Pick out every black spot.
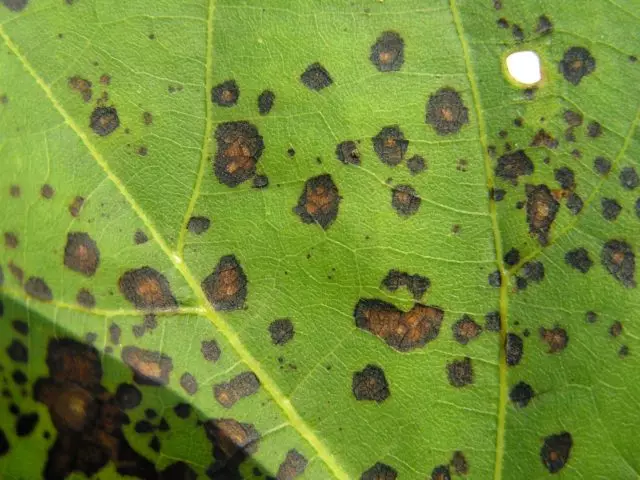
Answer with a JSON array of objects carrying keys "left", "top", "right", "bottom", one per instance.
[
  {"left": 430, "top": 465, "right": 451, "bottom": 480},
  {"left": 4, "top": 232, "right": 18, "bottom": 249},
  {"left": 149, "top": 435, "right": 161, "bottom": 452},
  {"left": 381, "top": 270, "right": 430, "bottom": 300},
  {"left": 496, "top": 151, "right": 533, "bottom": 184},
  {"left": 122, "top": 346, "right": 173, "bottom": 386},
  {"left": 64, "top": 232, "right": 100, "bottom": 277},
  {"left": 115, "top": 383, "right": 142, "bottom": 410},
  {"left": 201, "top": 255, "right": 248, "bottom": 311},
  {"left": 118, "top": 267, "right": 177, "bottom": 310},
  {"left": 426, "top": 88, "right": 469, "bottom": 135},
  {"left": 214, "top": 121, "right": 264, "bottom": 187},
  {"left": 68, "top": 76, "right": 92, "bottom": 102},
  {"left": 361, "top": 462, "right": 397, "bottom": 480},
  {"left": 201, "top": 340, "right": 221, "bottom": 362},
  {"left": 161, "top": 462, "right": 197, "bottom": 480},
  {"left": 503, "top": 248, "right": 520, "bottom": 266},
  {"left": 180, "top": 372, "right": 198, "bottom": 395},
  {"left": 509, "top": 381, "right": 534, "bottom": 407},
  {"left": 391, "top": 185, "right": 421, "bottom": 217},
  {"left": 76, "top": 289, "right": 96, "bottom": 308},
  {"left": 585, "top": 311, "right": 598, "bottom": 324},
  {"left": 41, "top": 184, "right": 55, "bottom": 199},
  {"left": 134, "top": 229, "right": 148, "bottom": 245},
  {"left": 452, "top": 315, "right": 482, "bottom": 345},
  {"left": 173, "top": 403, "right": 191, "bottom": 419},
  {"left": 496, "top": 18, "right": 508, "bottom": 29},
  {"left": 0, "top": 429, "right": 8, "bottom": 456},
  {"left": 287, "top": 147, "right": 296, "bottom": 157},
  {"left": 68, "top": 195, "right": 85, "bottom": 217},
  {"left": 25, "top": 277, "right": 53, "bottom": 302},
  {"left": 531, "top": 129, "right": 558, "bottom": 149},
  {"left": 16, "top": 413, "right": 39, "bottom": 437},
  {"left": 601, "top": 198, "right": 622, "bottom": 221},
  {"left": 515, "top": 276, "right": 528, "bottom": 291},
  {"left": 601, "top": 239, "right": 636, "bottom": 288},
  {"left": 541, "top": 432, "right": 572, "bottom": 473},
  {"left": 488, "top": 270, "right": 501, "bottom": 287},
  {"left": 565, "top": 248, "right": 593, "bottom": 273},
  {"left": 336, "top": 141, "right": 361, "bottom": 165},
  {"left": 2, "top": 0, "right": 28, "bottom": 11},
  {"left": 211, "top": 80, "right": 239, "bottom": 107},
  {"left": 619, "top": 345, "right": 630, "bottom": 357},
  {"left": 370, "top": 31, "right": 404, "bottom": 72},
  {"left": 523, "top": 87, "right": 536, "bottom": 100},
  {"left": 536, "top": 15, "right": 553, "bottom": 35},
  {"left": 526, "top": 184, "right": 559, "bottom": 245},
  {"left": 554, "top": 167, "right": 575, "bottom": 190},
  {"left": 276, "top": 449, "right": 308, "bottom": 480},
  {"left": 511, "top": 24, "right": 524, "bottom": 42},
  {"left": 187, "top": 216, "right": 210, "bottom": 235},
  {"left": 522, "top": 261, "right": 545, "bottom": 282},
  {"left": 485, "top": 311, "right": 501, "bottom": 332},
  {"left": 145, "top": 408, "right": 158, "bottom": 420},
  {"left": 619, "top": 167, "right": 639, "bottom": 190},
  {"left": 566, "top": 193, "right": 583, "bottom": 215},
  {"left": 268, "top": 319, "right": 295, "bottom": 346},
  {"left": 12, "top": 319, "right": 28, "bottom": 335},
  {"left": 372, "top": 126, "right": 408, "bottom": 166},
  {"left": 12, "top": 370, "right": 27, "bottom": 385},
  {"left": 505, "top": 333, "right": 523, "bottom": 366},
  {"left": 352, "top": 364, "right": 390, "bottom": 402},
  {"left": 90, "top": 106, "right": 120, "bottom": 136},
  {"left": 214, "top": 372, "right": 261, "bottom": 408},
  {"left": 593, "top": 156, "right": 611, "bottom": 176},
  {"left": 407, "top": 155, "right": 427, "bottom": 175},
  {"left": 447, "top": 357, "right": 474, "bottom": 388},
  {"left": 587, "top": 121, "right": 602, "bottom": 138},
  {"left": 300, "top": 63, "right": 333, "bottom": 90},
  {"left": 257, "top": 90, "right": 275, "bottom": 115},
  {"left": 293, "top": 174, "right": 341, "bottom": 229},
  {"left": 135, "top": 420, "right": 154, "bottom": 434},
  {"left": 540, "top": 327, "right": 569, "bottom": 353},
  {"left": 252, "top": 174, "right": 269, "bottom": 189},
  {"left": 491, "top": 188, "right": 506, "bottom": 201},
  {"left": 559, "top": 47, "right": 596, "bottom": 85}
]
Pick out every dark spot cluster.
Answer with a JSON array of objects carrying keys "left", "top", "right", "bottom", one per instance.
[
  {"left": 25, "top": 277, "right": 53, "bottom": 302},
  {"left": 565, "top": 247, "right": 593, "bottom": 273},
  {"left": 68, "top": 76, "right": 92, "bottom": 102},
  {"left": 496, "top": 150, "right": 533, "bottom": 184},
  {"left": 505, "top": 333, "right": 523, "bottom": 366},
  {"left": 391, "top": 184, "right": 421, "bottom": 217},
  {"left": 601, "top": 239, "right": 635, "bottom": 288},
  {"left": 335, "top": 140, "right": 361, "bottom": 166},
  {"left": 90, "top": 106, "right": 120, "bottom": 136},
  {"left": 372, "top": 126, "right": 408, "bottom": 166},
  {"left": 541, "top": 432, "right": 572, "bottom": 473},
  {"left": 214, "top": 371, "right": 260, "bottom": 408},
  {"left": 381, "top": 269, "right": 430, "bottom": 300},
  {"left": 257, "top": 90, "right": 275, "bottom": 115},
  {"left": 187, "top": 216, "right": 210, "bottom": 235},
  {"left": 509, "top": 381, "right": 534, "bottom": 407},
  {"left": 526, "top": 184, "right": 559, "bottom": 245},
  {"left": 300, "top": 63, "right": 333, "bottom": 90},
  {"left": 64, "top": 232, "right": 100, "bottom": 277},
  {"left": 277, "top": 449, "right": 308, "bottom": 480}
]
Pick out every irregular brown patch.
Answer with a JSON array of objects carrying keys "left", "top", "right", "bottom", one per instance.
[
  {"left": 68, "top": 76, "right": 92, "bottom": 102},
  {"left": 4, "top": 232, "right": 18, "bottom": 249},
  {"left": 496, "top": 151, "right": 533, "bottom": 184},
  {"left": 452, "top": 315, "right": 482, "bottom": 345},
  {"left": 300, "top": 63, "right": 333, "bottom": 90},
  {"left": 25, "top": 277, "right": 52, "bottom": 301},
  {"left": 381, "top": 269, "right": 430, "bottom": 300},
  {"left": 541, "top": 432, "right": 572, "bottom": 473},
  {"left": 213, "top": 121, "right": 264, "bottom": 187},
  {"left": 118, "top": 267, "right": 177, "bottom": 310},
  {"left": 201, "top": 339, "right": 221, "bottom": 362},
  {"left": 64, "top": 232, "right": 100, "bottom": 277},
  {"left": 180, "top": 372, "right": 198, "bottom": 395},
  {"left": 530, "top": 129, "right": 558, "bottom": 149},
  {"left": 446, "top": 357, "right": 473, "bottom": 387},
  {"left": 277, "top": 449, "right": 308, "bottom": 480},
  {"left": 335, "top": 140, "right": 361, "bottom": 165},
  {"left": 257, "top": 90, "right": 275, "bottom": 115},
  {"left": 370, "top": 31, "right": 404, "bottom": 72},
  {"left": 214, "top": 372, "right": 260, "bottom": 408},
  {"left": 352, "top": 364, "right": 390, "bottom": 402},
  {"left": 609, "top": 321, "right": 623, "bottom": 337},
  {"left": 211, "top": 80, "right": 239, "bottom": 107},
  {"left": 426, "top": 88, "right": 469, "bottom": 135},
  {"left": 526, "top": 184, "right": 559, "bottom": 245},
  {"left": 372, "top": 126, "right": 408, "bottom": 166},
  {"left": 121, "top": 346, "right": 173, "bottom": 386},
  {"left": 505, "top": 333, "right": 523, "bottom": 366},
  {"left": 601, "top": 240, "right": 636, "bottom": 288},
  {"left": 293, "top": 174, "right": 341, "bottom": 229},
  {"left": 76, "top": 289, "right": 96, "bottom": 308},
  {"left": 68, "top": 196, "right": 85, "bottom": 217},
  {"left": 540, "top": 327, "right": 569, "bottom": 353},
  {"left": 203, "top": 418, "right": 260, "bottom": 478},
  {"left": 391, "top": 184, "right": 421, "bottom": 217},
  {"left": 559, "top": 47, "right": 595, "bottom": 85},
  {"left": 361, "top": 462, "right": 397, "bottom": 480},
  {"left": 269, "top": 318, "right": 295, "bottom": 346},
  {"left": 354, "top": 299, "right": 444, "bottom": 351},
  {"left": 201, "top": 255, "right": 248, "bottom": 311},
  {"left": 90, "top": 106, "right": 119, "bottom": 136},
  {"left": 450, "top": 451, "right": 468, "bottom": 475}
]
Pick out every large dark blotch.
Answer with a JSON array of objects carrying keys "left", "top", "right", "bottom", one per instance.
[
  {"left": 496, "top": 151, "right": 533, "bottom": 184},
  {"left": 601, "top": 239, "right": 636, "bottom": 288},
  {"left": 505, "top": 333, "right": 523, "bottom": 366},
  {"left": 213, "top": 372, "right": 260, "bottom": 408},
  {"left": 540, "top": 327, "right": 569, "bottom": 353},
  {"left": 370, "top": 31, "right": 404, "bottom": 72},
  {"left": 2, "top": 0, "right": 28, "bottom": 11},
  {"left": 541, "top": 432, "right": 572, "bottom": 473},
  {"left": 526, "top": 184, "right": 559, "bottom": 246},
  {"left": 121, "top": 346, "right": 173, "bottom": 386},
  {"left": 559, "top": 47, "right": 595, "bottom": 85},
  {"left": 118, "top": 267, "right": 177, "bottom": 310},
  {"left": 34, "top": 338, "right": 158, "bottom": 480},
  {"left": 361, "top": 462, "right": 397, "bottom": 480},
  {"left": 446, "top": 357, "right": 473, "bottom": 387},
  {"left": 509, "top": 381, "right": 534, "bottom": 407},
  {"left": 276, "top": 449, "right": 308, "bottom": 480},
  {"left": 201, "top": 255, "right": 248, "bottom": 311},
  {"left": 391, "top": 185, "right": 421, "bottom": 217},
  {"left": 300, "top": 63, "right": 333, "bottom": 90},
  {"left": 64, "top": 232, "right": 100, "bottom": 277},
  {"left": 211, "top": 80, "right": 239, "bottom": 107},
  {"left": 203, "top": 418, "right": 260, "bottom": 478},
  {"left": 25, "top": 277, "right": 53, "bottom": 302},
  {"left": 354, "top": 299, "right": 444, "bottom": 352},
  {"left": 352, "top": 364, "right": 390, "bottom": 402},
  {"left": 90, "top": 106, "right": 119, "bottom": 136},
  {"left": 426, "top": 88, "right": 469, "bottom": 135},
  {"left": 293, "top": 174, "right": 341, "bottom": 229},
  {"left": 372, "top": 126, "right": 408, "bottom": 166},
  {"left": 213, "top": 121, "right": 264, "bottom": 187}
]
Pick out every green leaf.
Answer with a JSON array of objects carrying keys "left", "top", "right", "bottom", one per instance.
[{"left": 1, "top": 0, "right": 639, "bottom": 479}]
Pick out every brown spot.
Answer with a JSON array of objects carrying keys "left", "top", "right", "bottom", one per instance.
[
  {"left": 601, "top": 240, "right": 636, "bottom": 288},
  {"left": 68, "top": 76, "right": 92, "bottom": 102},
  {"left": 257, "top": 90, "right": 275, "bottom": 115},
  {"left": 180, "top": 373, "right": 198, "bottom": 395},
  {"left": 4, "top": 232, "right": 18, "bottom": 249},
  {"left": 381, "top": 269, "right": 430, "bottom": 300},
  {"left": 68, "top": 196, "right": 85, "bottom": 217},
  {"left": 213, "top": 121, "right": 264, "bottom": 187},
  {"left": 526, "top": 184, "right": 559, "bottom": 245},
  {"left": 372, "top": 126, "right": 408, "bottom": 166},
  {"left": 450, "top": 451, "right": 468, "bottom": 475},
  {"left": 391, "top": 184, "right": 421, "bottom": 217},
  {"left": 99, "top": 74, "right": 111, "bottom": 85},
  {"left": 587, "top": 121, "right": 602, "bottom": 138},
  {"left": 63, "top": 232, "right": 100, "bottom": 277},
  {"left": 361, "top": 462, "right": 397, "bottom": 480},
  {"left": 452, "top": 315, "right": 482, "bottom": 345},
  {"left": 335, "top": 140, "right": 361, "bottom": 165},
  {"left": 201, "top": 340, "right": 221, "bottom": 362},
  {"left": 90, "top": 106, "right": 119, "bottom": 136},
  {"left": 505, "top": 333, "right": 523, "bottom": 366},
  {"left": 269, "top": 318, "right": 295, "bottom": 346},
  {"left": 214, "top": 372, "right": 260, "bottom": 408},
  {"left": 9, "top": 261, "right": 24, "bottom": 283},
  {"left": 142, "top": 112, "right": 153, "bottom": 125},
  {"left": 354, "top": 299, "right": 444, "bottom": 351},
  {"left": 496, "top": 151, "right": 533, "bottom": 184},
  {"left": 541, "top": 432, "right": 572, "bottom": 473},
  {"left": 370, "top": 31, "right": 404, "bottom": 72},
  {"left": 277, "top": 449, "right": 308, "bottom": 480},
  {"left": 203, "top": 418, "right": 260, "bottom": 477},
  {"left": 300, "top": 63, "right": 333, "bottom": 90},
  {"left": 352, "top": 364, "right": 390, "bottom": 402},
  {"left": 9, "top": 184, "right": 20, "bottom": 197},
  {"left": 293, "top": 174, "right": 341, "bottom": 229},
  {"left": 530, "top": 129, "right": 558, "bottom": 149},
  {"left": 540, "top": 327, "right": 569, "bottom": 353},
  {"left": 187, "top": 216, "right": 210, "bottom": 235},
  {"left": 121, "top": 346, "right": 173, "bottom": 386},
  {"left": 252, "top": 174, "right": 269, "bottom": 189},
  {"left": 426, "top": 88, "right": 469, "bottom": 135},
  {"left": 559, "top": 47, "right": 595, "bottom": 85},
  {"left": 609, "top": 321, "right": 623, "bottom": 337},
  {"left": 76, "top": 289, "right": 95, "bottom": 309},
  {"left": 201, "top": 255, "right": 248, "bottom": 311},
  {"left": 211, "top": 80, "right": 239, "bottom": 107},
  {"left": 118, "top": 267, "right": 177, "bottom": 310},
  {"left": 136, "top": 146, "right": 148, "bottom": 156},
  {"left": 25, "top": 277, "right": 52, "bottom": 302},
  {"left": 446, "top": 357, "right": 473, "bottom": 387}
]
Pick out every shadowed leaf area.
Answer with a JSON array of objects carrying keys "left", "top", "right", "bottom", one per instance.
[{"left": 0, "top": 0, "right": 639, "bottom": 479}]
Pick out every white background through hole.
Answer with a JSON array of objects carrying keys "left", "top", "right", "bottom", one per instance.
[{"left": 506, "top": 51, "right": 542, "bottom": 85}]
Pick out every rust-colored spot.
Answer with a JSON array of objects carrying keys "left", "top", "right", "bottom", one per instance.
[
  {"left": 526, "top": 184, "right": 559, "bottom": 245},
  {"left": 540, "top": 327, "right": 569, "bottom": 353},
  {"left": 213, "top": 121, "right": 264, "bottom": 187},
  {"left": 63, "top": 232, "right": 100, "bottom": 277},
  {"left": 201, "top": 255, "right": 248, "bottom": 311},
  {"left": 118, "top": 267, "right": 177, "bottom": 310},
  {"left": 121, "top": 346, "right": 173, "bottom": 386},
  {"left": 213, "top": 372, "right": 260, "bottom": 409},
  {"left": 370, "top": 31, "right": 404, "bottom": 72},
  {"left": 294, "top": 174, "right": 341, "bottom": 229},
  {"left": 68, "top": 76, "right": 92, "bottom": 102}
]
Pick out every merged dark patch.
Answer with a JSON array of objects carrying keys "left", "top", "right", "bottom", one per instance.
[
  {"left": 202, "top": 417, "right": 260, "bottom": 478},
  {"left": 541, "top": 432, "right": 572, "bottom": 473},
  {"left": 352, "top": 364, "right": 390, "bottom": 402},
  {"left": 426, "top": 88, "right": 469, "bottom": 135},
  {"left": 505, "top": 333, "right": 523, "bottom": 366},
  {"left": 565, "top": 247, "right": 593, "bottom": 273},
  {"left": 118, "top": 267, "right": 177, "bottom": 310},
  {"left": 187, "top": 216, "right": 210, "bottom": 235},
  {"left": 257, "top": 90, "right": 275, "bottom": 115},
  {"left": 293, "top": 174, "right": 341, "bottom": 229},
  {"left": 201, "top": 255, "right": 248, "bottom": 311},
  {"left": 452, "top": 315, "right": 482, "bottom": 345},
  {"left": 68, "top": 76, "right": 92, "bottom": 102},
  {"left": 531, "top": 130, "right": 558, "bottom": 149},
  {"left": 76, "top": 289, "right": 96, "bottom": 308},
  {"left": 211, "top": 80, "right": 239, "bottom": 107},
  {"left": 69, "top": 195, "right": 85, "bottom": 217},
  {"left": 115, "top": 383, "right": 142, "bottom": 410},
  {"left": 391, "top": 185, "right": 421, "bottom": 217},
  {"left": 213, "top": 121, "right": 264, "bottom": 187},
  {"left": 381, "top": 269, "right": 430, "bottom": 300},
  {"left": 559, "top": 47, "right": 596, "bottom": 85},
  {"left": 268, "top": 318, "right": 295, "bottom": 346},
  {"left": 354, "top": 299, "right": 444, "bottom": 351},
  {"left": 601, "top": 198, "right": 622, "bottom": 221},
  {"left": 4, "top": 232, "right": 18, "bottom": 249},
  {"left": 335, "top": 140, "right": 361, "bottom": 165},
  {"left": 372, "top": 126, "right": 408, "bottom": 166},
  {"left": 201, "top": 339, "right": 221, "bottom": 362},
  {"left": 214, "top": 372, "right": 260, "bottom": 408},
  {"left": 446, "top": 357, "right": 473, "bottom": 387},
  {"left": 64, "top": 232, "right": 100, "bottom": 277},
  {"left": 90, "top": 106, "right": 120, "bottom": 136},
  {"left": 121, "top": 346, "right": 173, "bottom": 386},
  {"left": 407, "top": 155, "right": 427, "bottom": 175},
  {"left": 540, "top": 327, "right": 569, "bottom": 353},
  {"left": 496, "top": 151, "right": 533, "bottom": 184},
  {"left": 361, "top": 462, "right": 397, "bottom": 480},
  {"left": 619, "top": 166, "right": 639, "bottom": 190},
  {"left": 180, "top": 373, "right": 198, "bottom": 396},
  {"left": 300, "top": 63, "right": 333, "bottom": 90},
  {"left": 7, "top": 339, "right": 28, "bottom": 363},
  {"left": 601, "top": 239, "right": 636, "bottom": 288},
  {"left": 509, "top": 381, "right": 534, "bottom": 407},
  {"left": 566, "top": 193, "right": 583, "bottom": 215},
  {"left": 526, "top": 184, "right": 559, "bottom": 245},
  {"left": 25, "top": 277, "right": 53, "bottom": 302},
  {"left": 276, "top": 449, "right": 308, "bottom": 480},
  {"left": 370, "top": 31, "right": 404, "bottom": 72},
  {"left": 522, "top": 261, "right": 545, "bottom": 282}
]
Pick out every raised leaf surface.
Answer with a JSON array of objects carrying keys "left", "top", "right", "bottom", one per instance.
[{"left": 1, "top": 0, "right": 639, "bottom": 479}]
